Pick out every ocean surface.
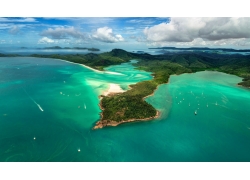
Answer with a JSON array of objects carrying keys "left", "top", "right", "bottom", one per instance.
[{"left": 1, "top": 57, "right": 250, "bottom": 162}]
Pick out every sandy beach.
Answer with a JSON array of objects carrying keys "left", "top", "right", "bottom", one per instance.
[
  {"left": 102, "top": 83, "right": 126, "bottom": 96},
  {"left": 57, "top": 59, "right": 103, "bottom": 73}
]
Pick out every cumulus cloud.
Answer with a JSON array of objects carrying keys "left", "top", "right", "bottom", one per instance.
[
  {"left": 144, "top": 17, "right": 250, "bottom": 43},
  {"left": 41, "top": 27, "right": 86, "bottom": 40},
  {"left": 92, "top": 27, "right": 124, "bottom": 43},
  {"left": 38, "top": 37, "right": 55, "bottom": 44},
  {"left": 147, "top": 37, "right": 250, "bottom": 48}
]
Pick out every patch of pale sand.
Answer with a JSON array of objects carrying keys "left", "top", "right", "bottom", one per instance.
[
  {"left": 57, "top": 59, "right": 128, "bottom": 76},
  {"left": 79, "top": 64, "right": 103, "bottom": 73},
  {"left": 56, "top": 59, "right": 103, "bottom": 73},
  {"left": 104, "top": 71, "right": 124, "bottom": 76},
  {"left": 103, "top": 83, "right": 126, "bottom": 96}
]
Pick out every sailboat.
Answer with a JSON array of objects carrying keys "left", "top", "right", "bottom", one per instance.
[{"left": 194, "top": 110, "right": 197, "bottom": 115}]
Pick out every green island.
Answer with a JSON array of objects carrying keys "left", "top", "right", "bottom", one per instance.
[
  {"left": 3, "top": 49, "right": 250, "bottom": 128},
  {"left": 36, "top": 46, "right": 100, "bottom": 51}
]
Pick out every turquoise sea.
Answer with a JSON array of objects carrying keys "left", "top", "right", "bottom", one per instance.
[{"left": 1, "top": 57, "right": 250, "bottom": 161}]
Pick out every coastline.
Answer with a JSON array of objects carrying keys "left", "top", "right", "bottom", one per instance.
[
  {"left": 93, "top": 79, "right": 167, "bottom": 130},
  {"left": 56, "top": 59, "right": 104, "bottom": 73},
  {"left": 93, "top": 110, "right": 160, "bottom": 129},
  {"left": 102, "top": 83, "right": 126, "bottom": 96}
]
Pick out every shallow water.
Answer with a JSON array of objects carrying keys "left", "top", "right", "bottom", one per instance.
[{"left": 1, "top": 57, "right": 250, "bottom": 161}]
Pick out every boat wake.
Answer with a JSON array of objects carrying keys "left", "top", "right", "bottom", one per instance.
[{"left": 22, "top": 88, "right": 44, "bottom": 112}]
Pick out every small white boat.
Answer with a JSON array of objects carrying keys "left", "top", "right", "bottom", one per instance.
[
  {"left": 194, "top": 110, "right": 197, "bottom": 115},
  {"left": 78, "top": 148, "right": 81, "bottom": 152},
  {"left": 215, "top": 102, "right": 218, "bottom": 106},
  {"left": 84, "top": 104, "right": 86, "bottom": 109},
  {"left": 33, "top": 137, "right": 36, "bottom": 140}
]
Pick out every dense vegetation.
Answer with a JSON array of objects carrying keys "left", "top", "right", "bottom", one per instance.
[
  {"left": 133, "top": 52, "right": 250, "bottom": 86},
  {"left": 101, "top": 81, "right": 158, "bottom": 121},
  {"left": 0, "top": 53, "right": 19, "bottom": 57},
  {"left": 30, "top": 49, "right": 135, "bottom": 71}
]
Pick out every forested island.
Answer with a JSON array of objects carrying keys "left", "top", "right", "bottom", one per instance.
[
  {"left": 1, "top": 48, "right": 250, "bottom": 128},
  {"left": 36, "top": 46, "right": 100, "bottom": 51},
  {"left": 149, "top": 46, "right": 250, "bottom": 52}
]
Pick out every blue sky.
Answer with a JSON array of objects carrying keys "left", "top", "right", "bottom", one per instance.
[{"left": 1, "top": 17, "right": 250, "bottom": 50}]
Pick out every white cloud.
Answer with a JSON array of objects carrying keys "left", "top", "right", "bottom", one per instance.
[
  {"left": 92, "top": 27, "right": 124, "bottom": 43},
  {"left": 9, "top": 26, "right": 20, "bottom": 34},
  {"left": 147, "top": 37, "right": 250, "bottom": 48},
  {"left": 127, "top": 19, "right": 156, "bottom": 25},
  {"left": 38, "top": 37, "right": 55, "bottom": 44},
  {"left": 144, "top": 17, "right": 250, "bottom": 43},
  {"left": 41, "top": 27, "right": 86, "bottom": 39},
  {"left": 0, "top": 17, "right": 37, "bottom": 23}
]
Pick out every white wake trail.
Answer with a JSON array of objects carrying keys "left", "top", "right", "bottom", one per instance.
[{"left": 22, "top": 88, "right": 44, "bottom": 112}]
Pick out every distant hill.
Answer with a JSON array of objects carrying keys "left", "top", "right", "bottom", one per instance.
[
  {"left": 149, "top": 47, "right": 250, "bottom": 52},
  {"left": 37, "top": 46, "right": 100, "bottom": 51}
]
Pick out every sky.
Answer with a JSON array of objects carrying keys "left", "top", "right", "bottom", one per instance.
[{"left": 1, "top": 17, "right": 250, "bottom": 50}]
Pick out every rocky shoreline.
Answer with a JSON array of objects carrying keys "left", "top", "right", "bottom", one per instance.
[{"left": 93, "top": 109, "right": 160, "bottom": 129}]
